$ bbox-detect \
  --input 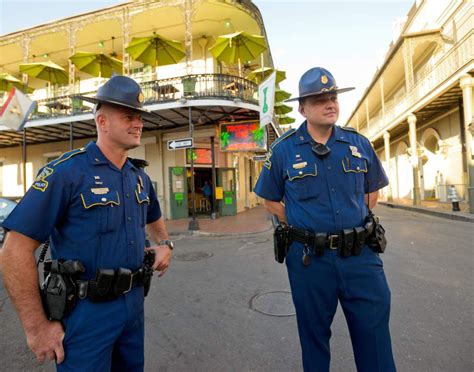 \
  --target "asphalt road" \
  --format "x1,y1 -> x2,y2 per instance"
0,205 -> 472,372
